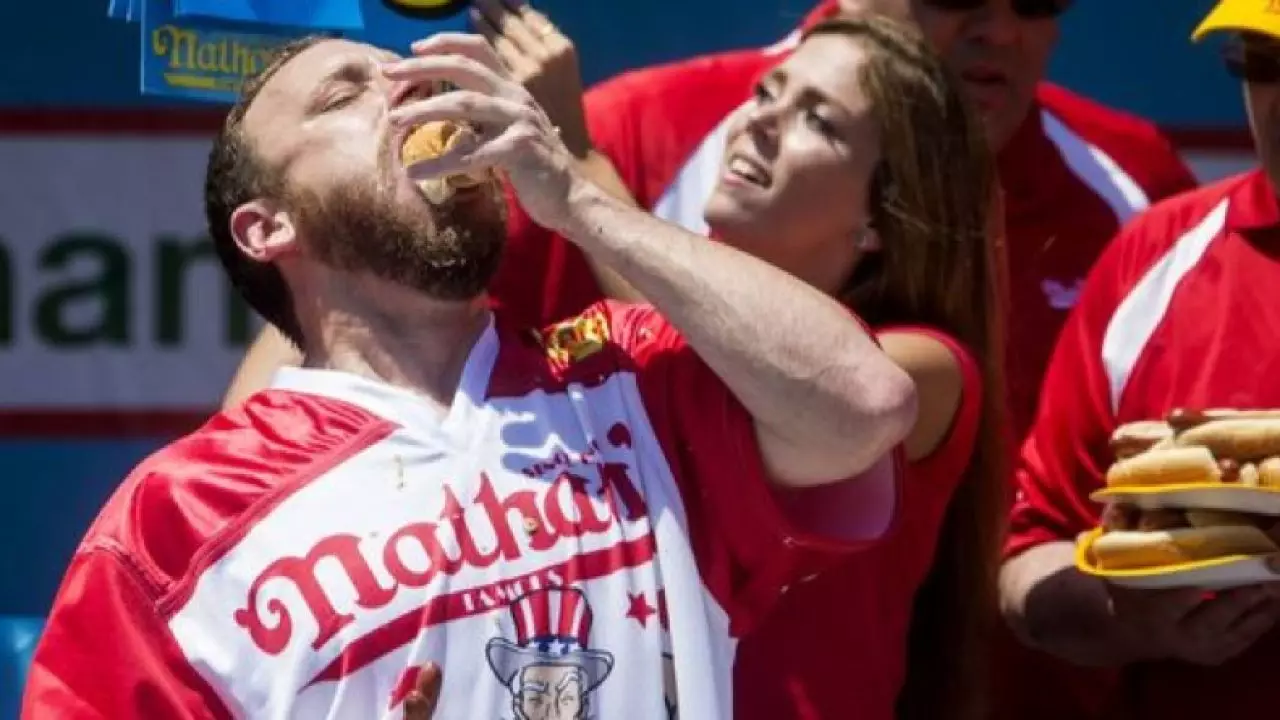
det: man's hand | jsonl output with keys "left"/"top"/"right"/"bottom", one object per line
{"left": 383, "top": 33, "right": 580, "bottom": 232}
{"left": 470, "top": 0, "right": 591, "bottom": 158}
{"left": 1109, "top": 583, "right": 1280, "bottom": 666}
{"left": 1004, "top": 541, "right": 1280, "bottom": 668}
{"left": 403, "top": 662, "right": 443, "bottom": 720}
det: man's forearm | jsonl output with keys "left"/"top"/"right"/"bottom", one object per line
{"left": 555, "top": 180, "right": 916, "bottom": 484}
{"left": 1001, "top": 542, "right": 1149, "bottom": 667}
{"left": 572, "top": 151, "right": 646, "bottom": 303}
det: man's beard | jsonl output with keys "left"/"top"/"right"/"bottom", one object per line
{"left": 286, "top": 172, "right": 508, "bottom": 301}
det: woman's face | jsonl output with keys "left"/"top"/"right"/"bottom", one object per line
{"left": 703, "top": 34, "right": 882, "bottom": 296}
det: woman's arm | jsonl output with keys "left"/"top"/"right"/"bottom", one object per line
{"left": 878, "top": 330, "right": 965, "bottom": 461}
{"left": 573, "top": 150, "right": 645, "bottom": 302}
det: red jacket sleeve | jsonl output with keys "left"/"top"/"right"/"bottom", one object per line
{"left": 22, "top": 549, "right": 229, "bottom": 720}
{"left": 600, "top": 302, "right": 899, "bottom": 630}
{"left": 582, "top": 52, "right": 772, "bottom": 210}
{"left": 583, "top": 72, "right": 646, "bottom": 203}
{"left": 1136, "top": 126, "right": 1199, "bottom": 204}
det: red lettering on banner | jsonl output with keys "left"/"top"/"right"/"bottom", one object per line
{"left": 234, "top": 463, "right": 649, "bottom": 655}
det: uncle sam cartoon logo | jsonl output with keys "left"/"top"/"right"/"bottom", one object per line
{"left": 486, "top": 587, "right": 614, "bottom": 720}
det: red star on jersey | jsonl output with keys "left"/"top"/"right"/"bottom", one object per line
{"left": 626, "top": 591, "right": 656, "bottom": 628}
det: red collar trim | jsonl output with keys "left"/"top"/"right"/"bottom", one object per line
{"left": 1226, "top": 168, "right": 1280, "bottom": 232}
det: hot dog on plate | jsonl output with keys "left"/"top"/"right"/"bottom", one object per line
{"left": 1083, "top": 409, "right": 1280, "bottom": 572}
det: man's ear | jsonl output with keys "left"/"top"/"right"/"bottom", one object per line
{"left": 229, "top": 200, "right": 297, "bottom": 263}
{"left": 855, "top": 225, "right": 882, "bottom": 253}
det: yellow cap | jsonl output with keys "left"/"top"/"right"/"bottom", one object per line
{"left": 1193, "top": 0, "right": 1280, "bottom": 42}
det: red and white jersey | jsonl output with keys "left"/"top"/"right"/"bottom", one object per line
{"left": 1007, "top": 169, "right": 1280, "bottom": 717}
{"left": 23, "top": 303, "right": 894, "bottom": 720}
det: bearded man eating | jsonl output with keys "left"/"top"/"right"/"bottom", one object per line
{"left": 19, "top": 32, "right": 914, "bottom": 720}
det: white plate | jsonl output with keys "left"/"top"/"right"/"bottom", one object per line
{"left": 1075, "top": 528, "right": 1280, "bottom": 590}
{"left": 1091, "top": 483, "right": 1280, "bottom": 516}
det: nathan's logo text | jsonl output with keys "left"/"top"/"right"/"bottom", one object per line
{"left": 150, "top": 25, "right": 286, "bottom": 94}
{"left": 234, "top": 466, "right": 650, "bottom": 655}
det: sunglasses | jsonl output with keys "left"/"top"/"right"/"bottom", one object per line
{"left": 1223, "top": 37, "right": 1280, "bottom": 84}
{"left": 922, "top": 0, "right": 1072, "bottom": 20}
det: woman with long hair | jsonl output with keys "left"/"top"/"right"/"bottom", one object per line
{"left": 487, "top": 11, "right": 1009, "bottom": 719}
{"left": 700, "top": 16, "right": 1007, "bottom": 720}
{"left": 222, "top": 11, "right": 1007, "bottom": 720}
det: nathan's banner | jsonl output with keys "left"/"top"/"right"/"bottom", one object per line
{"left": 0, "top": 136, "right": 260, "bottom": 415}
{"left": 113, "top": 0, "right": 472, "bottom": 104}
{"left": 173, "top": 0, "right": 365, "bottom": 32}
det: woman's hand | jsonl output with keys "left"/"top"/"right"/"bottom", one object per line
{"left": 470, "top": 0, "right": 591, "bottom": 158}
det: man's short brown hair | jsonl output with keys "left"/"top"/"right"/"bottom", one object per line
{"left": 205, "top": 35, "right": 326, "bottom": 348}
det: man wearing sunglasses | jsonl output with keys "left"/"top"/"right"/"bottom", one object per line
{"left": 1000, "top": 2, "right": 1280, "bottom": 717}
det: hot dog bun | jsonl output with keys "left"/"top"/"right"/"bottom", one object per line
{"left": 1110, "top": 421, "right": 1175, "bottom": 460}
{"left": 1168, "top": 408, "right": 1280, "bottom": 432}
{"left": 1090, "top": 526, "right": 1277, "bottom": 570}
{"left": 1260, "top": 457, "right": 1280, "bottom": 489}
{"left": 1104, "top": 446, "right": 1221, "bottom": 488}
{"left": 1174, "top": 418, "right": 1280, "bottom": 460}
{"left": 400, "top": 121, "right": 492, "bottom": 204}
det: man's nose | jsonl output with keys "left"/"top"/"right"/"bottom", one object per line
{"left": 963, "top": 0, "right": 1022, "bottom": 47}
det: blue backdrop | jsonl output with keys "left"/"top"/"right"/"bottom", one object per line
{"left": 0, "top": 0, "right": 1243, "bottom": 125}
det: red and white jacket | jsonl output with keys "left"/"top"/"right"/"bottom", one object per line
{"left": 23, "top": 303, "right": 895, "bottom": 719}
{"left": 1008, "top": 169, "right": 1280, "bottom": 717}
